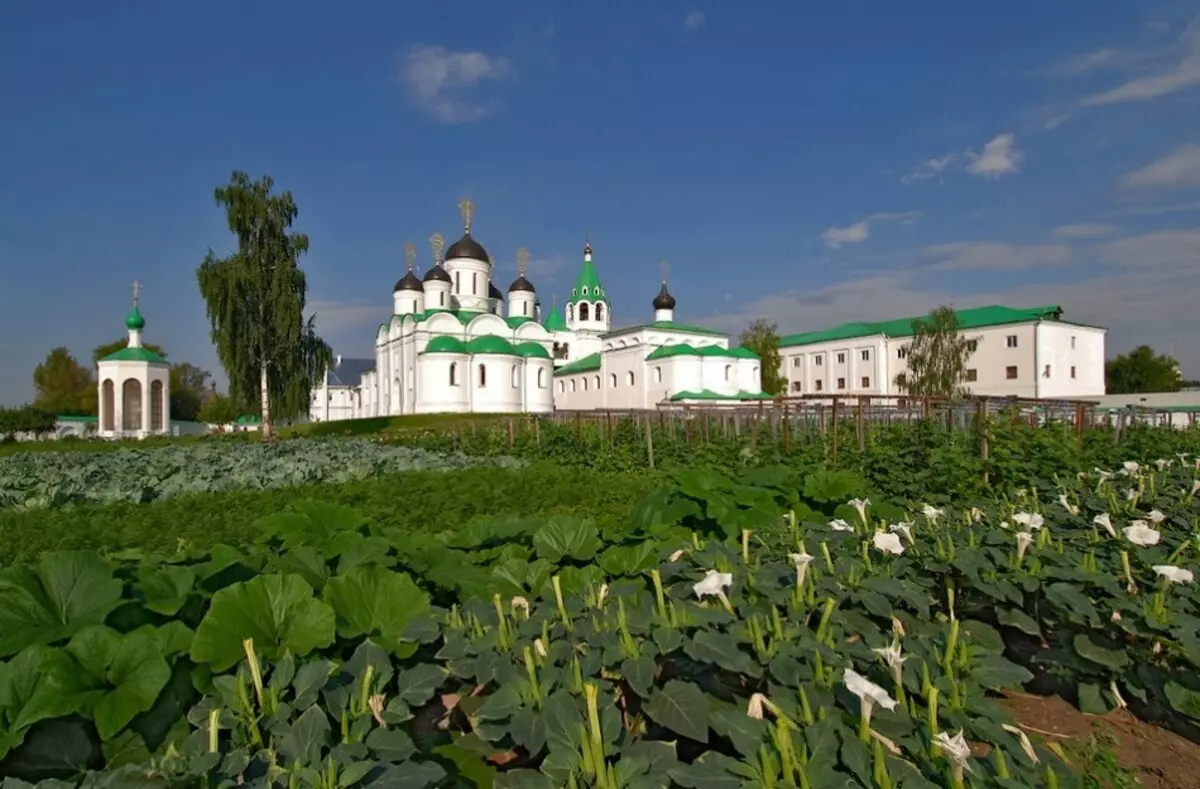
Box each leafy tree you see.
[897,305,971,398]
[739,318,785,395]
[32,347,95,415]
[92,338,167,365]
[196,393,241,426]
[197,171,332,439]
[1105,346,1182,394]
[0,404,58,441]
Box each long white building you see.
[778,305,1107,399]
[308,202,765,421]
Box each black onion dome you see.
[488,282,503,300]
[423,265,452,283]
[393,271,424,292]
[653,282,676,310]
[508,275,535,293]
[445,232,491,263]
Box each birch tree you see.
[897,305,971,398]
[197,172,332,439]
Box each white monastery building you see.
[309,200,767,420]
[778,305,1107,399]
[96,284,172,438]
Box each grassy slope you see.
[0,462,662,564]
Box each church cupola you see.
[566,239,610,332]
[652,260,675,322]
[393,243,426,316]
[507,246,538,320]
[422,232,453,311]
[443,197,493,312]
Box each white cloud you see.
[1080,16,1200,107]
[1052,223,1117,239]
[1046,48,1127,76]
[1095,229,1200,268]
[965,133,1023,178]
[307,300,383,333]
[1108,200,1200,216]
[683,10,706,31]
[903,133,1022,184]
[400,45,513,124]
[1121,144,1200,188]
[821,211,921,248]
[922,242,1072,271]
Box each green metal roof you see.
[56,414,98,423]
[543,303,568,332]
[779,305,1067,348]
[423,335,468,354]
[102,346,169,364]
[506,316,536,329]
[515,341,552,359]
[465,335,518,355]
[569,247,607,305]
[668,389,773,402]
[125,306,146,331]
[554,352,602,376]
[644,343,760,361]
[605,320,727,339]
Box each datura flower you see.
[1123,461,1140,475]
[848,498,871,526]
[921,504,943,522]
[934,730,973,782]
[788,552,814,587]
[968,507,985,523]
[1123,522,1161,547]
[1093,468,1113,483]
[888,521,914,543]
[872,644,907,685]
[872,532,906,556]
[843,668,898,721]
[1191,479,1200,497]
[1146,509,1166,525]
[1058,494,1080,516]
[829,518,855,532]
[1015,532,1034,562]
[1013,512,1045,530]
[1153,565,1194,585]
[1093,513,1116,538]
[1156,458,1173,471]
[668,548,687,562]
[746,692,767,720]
[693,570,733,598]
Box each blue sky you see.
[3,0,1200,405]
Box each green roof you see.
[543,303,568,332]
[668,389,774,402]
[606,320,727,339]
[235,415,263,425]
[465,335,518,355]
[56,415,98,423]
[515,341,552,359]
[102,346,169,364]
[423,335,468,354]
[779,305,1067,348]
[506,316,536,329]
[554,352,602,376]
[569,247,607,305]
[125,306,146,331]
[644,343,759,361]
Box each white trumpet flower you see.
[872,532,906,556]
[1153,565,1194,585]
[693,570,733,598]
[1093,513,1116,538]
[848,498,871,527]
[921,504,943,522]
[829,518,855,532]
[1012,512,1045,530]
[1123,522,1161,547]
[1146,509,1166,525]
[1058,494,1079,516]
[788,552,814,587]
[843,668,898,723]
[1015,532,1034,562]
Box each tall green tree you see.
[739,318,785,395]
[197,171,332,438]
[1105,346,1182,394]
[32,347,95,415]
[898,305,971,398]
[196,392,241,426]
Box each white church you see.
[308,200,765,421]
[95,284,172,438]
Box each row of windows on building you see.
[788,363,1080,392]
[560,369,642,394]
[566,302,605,321]
[790,332,1081,367]
[445,363,548,389]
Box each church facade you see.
[308,201,765,421]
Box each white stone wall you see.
[96,359,171,438]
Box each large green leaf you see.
[190,574,336,670]
[644,680,710,743]
[0,551,124,657]
[532,518,602,563]
[322,565,430,652]
[65,626,172,740]
[0,645,102,735]
[1072,634,1129,670]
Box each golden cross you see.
[404,243,417,272]
[517,247,530,277]
[132,280,141,306]
[430,232,445,264]
[458,197,474,232]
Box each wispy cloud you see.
[683,10,706,32]
[922,242,1072,271]
[1107,201,1200,217]
[1075,15,1200,107]
[1121,143,1200,188]
[1052,223,1117,239]
[1044,48,1129,77]
[400,45,513,124]
[1096,229,1200,268]
[821,211,921,248]
[903,133,1022,184]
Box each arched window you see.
[101,379,115,431]
[571,379,577,392]
[558,380,565,394]
[150,380,164,430]
[609,373,617,388]
[478,364,487,387]
[449,363,458,386]
[655,367,662,383]
[538,368,546,388]
[455,272,461,291]
[594,375,600,390]
[627,371,635,386]
[724,364,732,381]
[582,377,589,391]
[522,301,528,316]
[439,291,446,307]
[473,272,478,294]
[567,304,574,321]
[511,365,519,388]
[596,303,605,322]
[121,379,143,431]
[579,303,590,321]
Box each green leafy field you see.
[2,454,1199,787]
[0,440,522,510]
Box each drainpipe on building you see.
[1033,319,1041,399]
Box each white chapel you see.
[97,284,172,438]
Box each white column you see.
[141,372,151,436]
